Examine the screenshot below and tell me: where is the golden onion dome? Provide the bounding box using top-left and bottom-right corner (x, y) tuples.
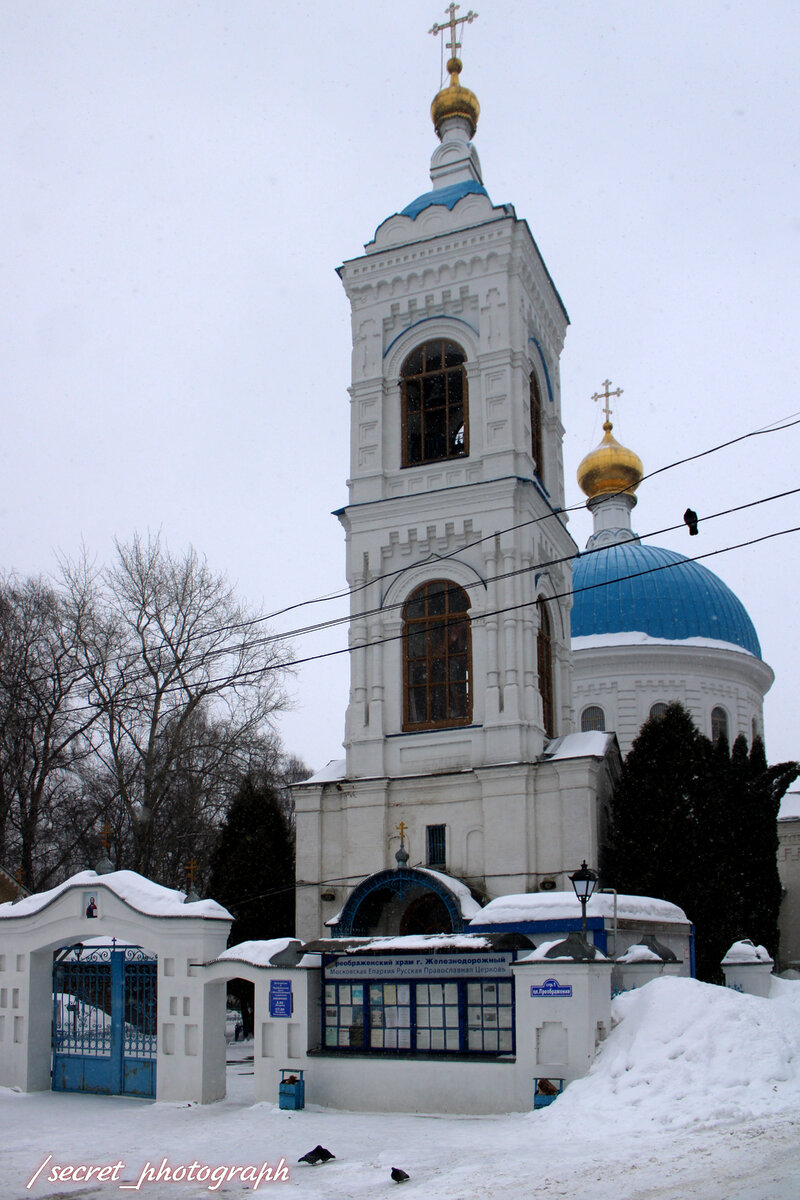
(431, 57), (480, 139)
(577, 421), (644, 499)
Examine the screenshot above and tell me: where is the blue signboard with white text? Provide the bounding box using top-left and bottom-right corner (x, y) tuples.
(530, 978), (573, 998)
(269, 980), (293, 1018)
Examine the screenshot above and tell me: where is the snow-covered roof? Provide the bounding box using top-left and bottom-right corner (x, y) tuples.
(722, 939), (773, 965)
(416, 868), (483, 919)
(539, 731), (614, 760)
(303, 758), (347, 785)
(209, 938), (301, 967)
(471, 891), (689, 926)
(338, 934), (493, 953)
(779, 791), (800, 822)
(0, 869), (232, 922)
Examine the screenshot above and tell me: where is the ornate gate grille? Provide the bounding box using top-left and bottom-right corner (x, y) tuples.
(52, 944), (157, 1098)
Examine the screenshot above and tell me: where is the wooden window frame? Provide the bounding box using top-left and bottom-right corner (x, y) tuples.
(401, 340), (469, 468)
(403, 581), (472, 731)
(711, 706), (729, 744)
(537, 597), (555, 738)
(530, 369), (544, 482)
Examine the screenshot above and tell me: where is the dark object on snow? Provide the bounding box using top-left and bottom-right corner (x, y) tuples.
(683, 507), (699, 535)
(298, 1145), (335, 1165)
(391, 1167), (410, 1183)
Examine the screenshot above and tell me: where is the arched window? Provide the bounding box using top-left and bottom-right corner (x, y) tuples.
(581, 705), (606, 732)
(530, 370), (544, 481)
(649, 702), (668, 720)
(401, 340), (468, 467)
(711, 706), (729, 744)
(403, 581), (471, 730)
(537, 598), (555, 737)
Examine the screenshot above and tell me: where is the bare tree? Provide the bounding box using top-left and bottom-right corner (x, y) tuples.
(0, 574), (99, 889)
(61, 534), (292, 878)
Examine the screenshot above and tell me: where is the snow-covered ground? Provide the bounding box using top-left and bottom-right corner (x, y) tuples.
(3, 976), (800, 1200)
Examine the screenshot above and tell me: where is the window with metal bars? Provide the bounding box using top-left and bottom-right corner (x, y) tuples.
(401, 340), (468, 467)
(426, 824), (446, 868)
(581, 705), (606, 732)
(403, 581), (471, 730)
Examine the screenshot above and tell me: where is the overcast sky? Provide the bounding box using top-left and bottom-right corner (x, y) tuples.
(1, 0), (798, 770)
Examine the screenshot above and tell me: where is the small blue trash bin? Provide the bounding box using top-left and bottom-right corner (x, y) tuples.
(279, 1069), (305, 1110)
(533, 1077), (563, 1109)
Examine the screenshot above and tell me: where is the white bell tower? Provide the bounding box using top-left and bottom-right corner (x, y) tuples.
(294, 18), (616, 941)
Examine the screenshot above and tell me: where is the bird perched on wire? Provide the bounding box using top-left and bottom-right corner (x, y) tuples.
(391, 1167), (410, 1183)
(683, 507), (699, 536)
(298, 1145), (335, 1165)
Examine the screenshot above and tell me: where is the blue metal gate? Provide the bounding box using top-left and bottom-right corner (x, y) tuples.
(52, 944), (157, 1098)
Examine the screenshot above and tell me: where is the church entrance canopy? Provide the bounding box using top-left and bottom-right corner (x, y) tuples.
(328, 866), (480, 937)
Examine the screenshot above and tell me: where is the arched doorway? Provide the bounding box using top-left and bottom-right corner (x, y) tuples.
(330, 868), (468, 937)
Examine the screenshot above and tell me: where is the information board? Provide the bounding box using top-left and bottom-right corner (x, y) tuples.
(269, 979), (293, 1017)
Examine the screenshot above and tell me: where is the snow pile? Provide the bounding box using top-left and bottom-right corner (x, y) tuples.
(518, 938), (607, 961)
(538, 975), (800, 1133)
(0, 869), (231, 921)
(472, 890), (688, 926)
(616, 944), (664, 963)
(722, 939), (773, 965)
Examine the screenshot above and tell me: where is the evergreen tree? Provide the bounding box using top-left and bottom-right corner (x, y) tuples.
(603, 703), (798, 982)
(208, 775), (296, 1035)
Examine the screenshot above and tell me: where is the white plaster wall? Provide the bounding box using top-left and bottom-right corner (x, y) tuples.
(0, 884), (229, 1102)
(572, 642), (773, 757)
(778, 816), (800, 969)
(294, 752), (614, 942)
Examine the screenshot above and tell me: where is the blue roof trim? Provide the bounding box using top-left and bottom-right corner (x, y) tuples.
(571, 541), (761, 657)
(400, 180), (490, 219)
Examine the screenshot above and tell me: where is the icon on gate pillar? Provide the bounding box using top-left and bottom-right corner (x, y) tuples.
(84, 893), (98, 918)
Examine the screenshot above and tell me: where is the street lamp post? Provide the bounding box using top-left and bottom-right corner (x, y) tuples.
(570, 860), (599, 935)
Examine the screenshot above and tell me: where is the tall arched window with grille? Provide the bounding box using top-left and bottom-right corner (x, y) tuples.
(711, 706), (729, 744)
(537, 597), (555, 737)
(403, 581), (471, 730)
(530, 369), (544, 481)
(401, 340), (468, 467)
(649, 702), (668, 720)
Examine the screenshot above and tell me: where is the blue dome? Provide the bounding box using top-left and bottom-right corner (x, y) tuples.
(571, 541), (762, 658)
(400, 180), (489, 219)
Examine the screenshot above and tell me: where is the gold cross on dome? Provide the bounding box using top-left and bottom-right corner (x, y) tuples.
(102, 820), (112, 851)
(396, 821), (408, 846)
(430, 3), (479, 61)
(185, 857), (198, 888)
(591, 379), (623, 426)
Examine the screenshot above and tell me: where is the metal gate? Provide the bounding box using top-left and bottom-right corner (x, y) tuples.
(52, 943), (157, 1098)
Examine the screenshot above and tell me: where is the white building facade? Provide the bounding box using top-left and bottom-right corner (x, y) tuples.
(295, 58), (618, 941)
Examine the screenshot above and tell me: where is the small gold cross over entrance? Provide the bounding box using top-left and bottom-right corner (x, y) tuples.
(395, 820), (408, 847)
(429, 3), (479, 61)
(591, 379), (623, 426)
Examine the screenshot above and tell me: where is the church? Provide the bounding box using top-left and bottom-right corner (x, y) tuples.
(293, 15), (773, 946)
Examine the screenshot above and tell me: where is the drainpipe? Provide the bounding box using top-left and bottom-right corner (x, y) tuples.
(600, 888), (618, 956)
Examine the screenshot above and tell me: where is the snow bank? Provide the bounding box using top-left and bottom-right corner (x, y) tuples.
(537, 975), (800, 1133)
(0, 869), (231, 921)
